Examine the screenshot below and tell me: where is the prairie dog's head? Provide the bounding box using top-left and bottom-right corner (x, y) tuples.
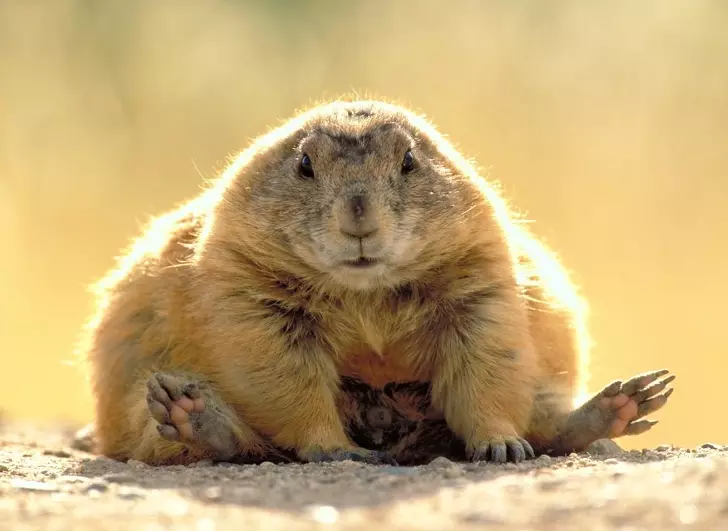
(218, 100), (487, 291)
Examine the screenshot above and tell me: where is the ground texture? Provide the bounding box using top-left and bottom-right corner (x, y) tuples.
(0, 423), (726, 530)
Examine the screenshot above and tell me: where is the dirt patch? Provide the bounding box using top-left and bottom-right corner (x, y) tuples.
(0, 423), (726, 530)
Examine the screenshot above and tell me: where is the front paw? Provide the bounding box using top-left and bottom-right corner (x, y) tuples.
(299, 446), (398, 466)
(467, 436), (535, 464)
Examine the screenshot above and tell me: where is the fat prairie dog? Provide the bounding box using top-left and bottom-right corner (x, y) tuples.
(80, 100), (674, 465)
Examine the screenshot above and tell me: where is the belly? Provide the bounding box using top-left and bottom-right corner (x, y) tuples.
(338, 348), (430, 389)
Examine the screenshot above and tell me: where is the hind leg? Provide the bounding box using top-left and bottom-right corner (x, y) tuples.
(546, 369), (674, 455)
(526, 369), (675, 456)
(129, 371), (282, 465)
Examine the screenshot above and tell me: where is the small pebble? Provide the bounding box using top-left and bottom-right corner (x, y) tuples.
(103, 473), (136, 484)
(700, 443), (721, 450)
(117, 486), (146, 500)
(536, 454), (551, 464)
(655, 444), (672, 452)
(258, 461), (276, 469)
(0, 464), (9, 472)
(203, 486), (223, 501)
(86, 479), (110, 493)
(10, 479), (59, 493)
(55, 476), (89, 484)
(43, 449), (72, 458)
(603, 458), (619, 465)
(443, 467), (464, 478)
(126, 459), (148, 469)
(586, 439), (624, 456)
(429, 457), (455, 468)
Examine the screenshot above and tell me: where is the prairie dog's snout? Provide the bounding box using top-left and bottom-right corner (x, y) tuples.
(366, 406), (392, 429)
(338, 191), (380, 240)
(366, 406), (393, 446)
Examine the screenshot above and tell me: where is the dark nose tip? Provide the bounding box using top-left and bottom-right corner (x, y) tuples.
(340, 194), (379, 239)
(351, 194), (366, 219)
(366, 406), (392, 430)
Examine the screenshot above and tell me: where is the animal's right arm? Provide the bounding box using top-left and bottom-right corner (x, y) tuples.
(206, 301), (392, 464)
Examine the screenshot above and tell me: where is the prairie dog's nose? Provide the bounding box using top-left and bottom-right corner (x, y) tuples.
(340, 194), (379, 239)
(366, 406), (392, 430)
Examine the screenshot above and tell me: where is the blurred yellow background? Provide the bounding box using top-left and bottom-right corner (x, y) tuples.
(1, 0), (726, 450)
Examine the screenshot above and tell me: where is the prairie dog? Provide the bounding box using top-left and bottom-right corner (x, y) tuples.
(80, 100), (673, 465)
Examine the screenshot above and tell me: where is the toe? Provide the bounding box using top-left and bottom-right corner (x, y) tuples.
(169, 403), (190, 427)
(623, 419), (658, 436)
(637, 388), (673, 418)
(147, 397), (170, 424)
(599, 380), (623, 398)
(601, 393), (631, 409)
(489, 441), (508, 463)
(155, 373), (184, 401)
(632, 375), (675, 403)
(157, 424), (180, 441)
(615, 397), (639, 421)
(182, 382), (201, 399)
(175, 396), (195, 413)
(620, 369), (670, 396)
(608, 397), (639, 437)
(469, 444), (490, 462)
(507, 440), (526, 463)
(147, 377), (172, 407)
(518, 437), (536, 459)
(192, 397), (206, 413)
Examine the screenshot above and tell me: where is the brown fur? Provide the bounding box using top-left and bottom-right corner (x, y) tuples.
(79, 99), (594, 465)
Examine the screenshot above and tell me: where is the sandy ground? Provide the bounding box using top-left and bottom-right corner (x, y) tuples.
(0, 423), (726, 531)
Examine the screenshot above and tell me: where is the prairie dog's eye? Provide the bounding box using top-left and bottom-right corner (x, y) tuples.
(300, 153), (314, 179)
(401, 150), (415, 174)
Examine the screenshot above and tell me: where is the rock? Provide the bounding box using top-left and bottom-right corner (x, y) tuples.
(10, 479), (59, 492)
(202, 486), (223, 501)
(43, 449), (72, 458)
(443, 467), (465, 478)
(126, 459), (148, 470)
(102, 472), (136, 484)
(700, 443), (722, 450)
(70, 424), (95, 453)
(117, 486), (146, 500)
(655, 444), (673, 452)
(85, 479), (110, 493)
(55, 475), (90, 484)
(428, 456), (455, 468)
(585, 439), (624, 456)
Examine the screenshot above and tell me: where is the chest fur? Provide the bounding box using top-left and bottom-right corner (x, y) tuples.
(332, 304), (432, 387)
(337, 344), (430, 388)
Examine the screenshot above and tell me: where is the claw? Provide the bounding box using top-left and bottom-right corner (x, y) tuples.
(636, 388), (674, 418)
(623, 419), (659, 436)
(621, 369), (671, 396)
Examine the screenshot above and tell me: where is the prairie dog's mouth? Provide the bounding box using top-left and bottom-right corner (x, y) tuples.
(341, 256), (382, 269)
